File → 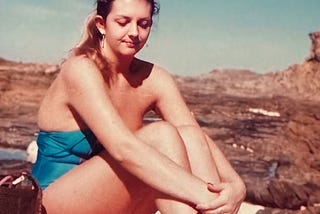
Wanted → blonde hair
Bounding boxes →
[72,12,111,83]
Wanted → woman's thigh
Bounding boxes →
[43,151,157,214]
[135,121,191,169]
[42,121,188,214]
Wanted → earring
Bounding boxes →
[101,34,105,49]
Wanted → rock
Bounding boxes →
[0,59,57,149]
[44,65,60,74]
[0,160,32,176]
[175,35,320,212]
[306,31,320,62]
[1,32,320,213]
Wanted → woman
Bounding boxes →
[32,0,246,213]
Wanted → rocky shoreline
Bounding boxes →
[1,32,320,213]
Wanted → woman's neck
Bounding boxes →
[103,51,135,75]
[112,56,134,74]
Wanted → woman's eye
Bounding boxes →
[116,19,128,26]
[139,20,151,29]
[117,22,127,26]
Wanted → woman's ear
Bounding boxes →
[95,15,106,35]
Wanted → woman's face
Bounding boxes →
[104,0,152,58]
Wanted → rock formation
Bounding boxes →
[1,32,320,213]
[307,31,320,62]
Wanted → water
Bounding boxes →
[268,161,278,178]
[0,148,27,160]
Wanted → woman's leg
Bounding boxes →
[134,121,200,214]
[139,123,223,213]
[42,121,198,214]
[177,125,221,186]
[42,149,156,214]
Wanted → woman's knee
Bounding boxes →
[145,121,179,138]
[177,125,210,151]
[137,121,181,145]
[136,121,190,168]
[177,125,206,143]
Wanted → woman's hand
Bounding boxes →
[196,181,246,214]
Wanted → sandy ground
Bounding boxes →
[238,202,265,213]
[154,202,264,214]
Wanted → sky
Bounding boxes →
[0,0,319,76]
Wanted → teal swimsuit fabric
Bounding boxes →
[32,129,103,189]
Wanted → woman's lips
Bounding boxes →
[123,41,139,48]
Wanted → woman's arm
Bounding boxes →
[60,57,216,207]
[152,66,246,213]
[152,66,244,182]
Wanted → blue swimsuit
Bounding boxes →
[32,129,103,189]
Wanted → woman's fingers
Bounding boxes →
[207,182,223,193]
[196,182,238,214]
[195,196,225,211]
[195,183,225,210]
[201,206,229,214]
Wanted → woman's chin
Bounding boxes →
[119,47,143,57]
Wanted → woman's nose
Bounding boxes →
[128,23,139,37]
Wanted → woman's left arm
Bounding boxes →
[152,67,246,213]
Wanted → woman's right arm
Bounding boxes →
[61,57,217,208]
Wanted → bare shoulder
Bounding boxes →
[61,55,99,79]
[60,55,104,89]
[149,63,177,89]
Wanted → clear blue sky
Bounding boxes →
[0,0,319,76]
